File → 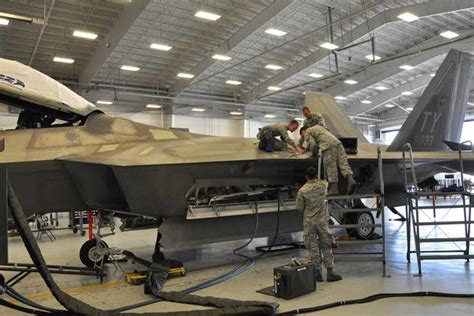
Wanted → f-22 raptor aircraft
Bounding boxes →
[0,49,472,267]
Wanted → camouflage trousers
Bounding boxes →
[303,219,334,268]
[257,136,286,151]
[323,143,353,183]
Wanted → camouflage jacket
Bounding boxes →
[305,125,340,151]
[303,112,327,129]
[296,179,330,224]
[257,123,296,147]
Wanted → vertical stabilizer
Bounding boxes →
[304,92,368,143]
[388,49,474,151]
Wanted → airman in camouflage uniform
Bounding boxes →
[257,120,299,152]
[298,106,327,148]
[296,167,342,282]
[301,125,356,195]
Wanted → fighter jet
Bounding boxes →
[0,49,472,267]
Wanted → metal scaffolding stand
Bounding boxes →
[322,147,387,277]
[403,142,474,276]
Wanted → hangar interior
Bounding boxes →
[0,0,473,315]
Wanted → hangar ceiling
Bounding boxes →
[0,0,473,126]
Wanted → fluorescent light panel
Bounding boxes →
[399,64,414,70]
[73,30,98,40]
[226,80,241,85]
[230,111,243,116]
[96,100,113,105]
[406,107,413,111]
[308,73,323,78]
[194,10,221,21]
[344,79,358,85]
[375,85,388,90]
[0,18,9,26]
[121,65,140,71]
[397,12,419,22]
[264,114,276,118]
[150,43,172,51]
[212,54,231,61]
[430,73,435,77]
[53,56,74,64]
[265,28,287,36]
[320,42,339,50]
[177,73,194,78]
[146,104,162,109]
[265,64,282,70]
[334,96,346,100]
[401,91,413,96]
[385,104,395,108]
[361,100,372,104]
[440,30,459,39]
[365,54,381,61]
[267,86,281,91]
[192,107,206,112]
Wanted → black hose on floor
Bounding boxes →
[277,291,474,315]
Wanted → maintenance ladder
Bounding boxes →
[403,141,474,276]
[318,147,387,277]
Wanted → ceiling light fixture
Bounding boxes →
[264,114,276,118]
[194,10,221,21]
[320,42,339,50]
[121,65,140,71]
[265,28,287,36]
[230,111,243,116]
[0,18,9,26]
[267,86,281,91]
[53,56,75,64]
[226,80,241,85]
[308,73,323,78]
[146,104,162,109]
[177,73,194,78]
[73,30,98,40]
[361,100,372,104]
[399,64,414,70]
[344,79,358,85]
[430,73,435,77]
[334,96,346,100]
[401,91,413,96]
[265,64,282,70]
[385,104,395,108]
[397,12,419,22]
[192,107,206,112]
[212,54,232,61]
[406,107,413,111]
[365,54,381,61]
[96,100,113,105]
[440,30,459,39]
[150,43,172,51]
[375,85,388,90]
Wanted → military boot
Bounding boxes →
[346,175,357,194]
[315,268,323,282]
[327,183,339,196]
[326,268,343,282]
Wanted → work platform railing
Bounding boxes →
[403,142,474,276]
[321,147,387,277]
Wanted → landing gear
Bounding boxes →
[346,211,375,239]
[79,239,109,268]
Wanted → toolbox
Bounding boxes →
[273,263,316,299]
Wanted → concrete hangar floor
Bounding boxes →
[1,208,473,315]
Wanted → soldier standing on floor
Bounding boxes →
[296,167,343,282]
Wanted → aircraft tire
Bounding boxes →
[79,239,109,267]
[346,211,375,239]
